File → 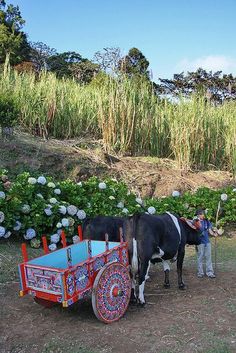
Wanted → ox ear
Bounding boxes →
[180,217,197,230]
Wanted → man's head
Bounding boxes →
[195,208,205,220]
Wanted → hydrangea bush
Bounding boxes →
[0,170,235,249]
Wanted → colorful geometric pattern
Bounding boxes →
[107,250,120,263]
[26,266,62,294]
[92,262,131,323]
[74,265,89,291]
[66,273,75,296]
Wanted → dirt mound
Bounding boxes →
[0,131,234,197]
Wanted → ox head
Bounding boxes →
[180,217,201,245]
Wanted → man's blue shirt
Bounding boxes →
[199,219,212,245]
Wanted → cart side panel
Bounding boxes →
[25,265,63,295]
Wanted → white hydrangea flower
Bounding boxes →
[24,228,36,240]
[233,188,236,192]
[49,243,57,251]
[109,196,115,200]
[122,208,129,214]
[148,206,156,215]
[77,210,86,220]
[47,182,56,188]
[59,205,67,215]
[56,222,62,228]
[49,197,57,204]
[13,221,22,231]
[221,193,228,202]
[28,177,37,185]
[172,190,180,197]
[44,208,52,216]
[61,218,69,227]
[21,204,31,214]
[67,205,78,216]
[117,201,124,209]
[0,191,6,199]
[98,182,106,190]
[57,229,62,236]
[54,188,61,195]
[0,226,6,237]
[72,235,80,244]
[0,211,5,223]
[36,193,44,199]
[4,231,11,239]
[37,176,47,185]
[116,201,125,208]
[135,197,143,205]
[50,233,60,243]
[77,182,82,187]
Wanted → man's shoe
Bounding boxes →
[207,273,216,278]
[197,273,204,278]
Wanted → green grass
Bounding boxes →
[184,236,236,270]
[0,240,43,283]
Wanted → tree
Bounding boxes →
[30,41,56,71]
[70,59,100,84]
[0,0,30,64]
[119,47,150,80]
[156,68,236,103]
[93,47,122,74]
[47,51,82,78]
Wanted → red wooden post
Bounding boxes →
[21,243,28,262]
[42,236,49,254]
[61,230,67,248]
[78,225,83,242]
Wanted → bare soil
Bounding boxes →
[0,131,234,197]
[1,262,236,353]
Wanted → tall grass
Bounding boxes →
[0,63,235,172]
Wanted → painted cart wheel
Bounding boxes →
[34,297,57,308]
[92,262,131,323]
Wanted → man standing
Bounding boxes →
[196,209,217,278]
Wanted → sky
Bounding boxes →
[9,0,236,82]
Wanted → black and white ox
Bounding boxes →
[82,213,201,305]
[82,216,124,242]
[123,212,201,304]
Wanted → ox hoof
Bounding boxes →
[178,283,186,290]
[130,296,138,305]
[163,283,170,289]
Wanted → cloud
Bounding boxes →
[176,55,236,75]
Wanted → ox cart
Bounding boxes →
[18,229,131,323]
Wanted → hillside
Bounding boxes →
[0,131,234,197]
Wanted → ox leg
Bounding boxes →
[130,272,137,304]
[162,260,170,288]
[138,259,149,306]
[177,250,186,290]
